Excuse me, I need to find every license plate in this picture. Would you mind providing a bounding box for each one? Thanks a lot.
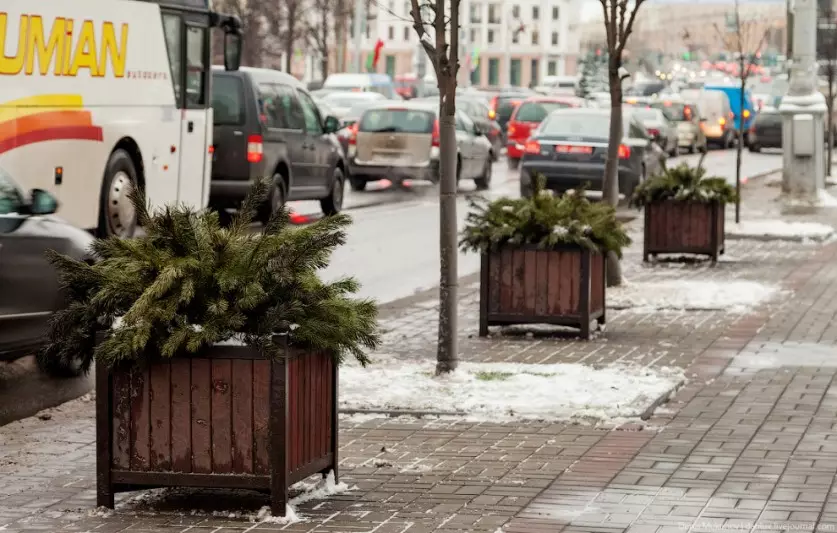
[555,145,593,154]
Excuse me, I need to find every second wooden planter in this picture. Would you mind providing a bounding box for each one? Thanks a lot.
[478,244,606,339]
[643,200,725,262]
[95,335,337,516]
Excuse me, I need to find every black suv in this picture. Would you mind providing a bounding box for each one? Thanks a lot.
[210,67,347,221]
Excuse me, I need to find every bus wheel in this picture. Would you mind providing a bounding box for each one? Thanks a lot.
[99,149,139,238]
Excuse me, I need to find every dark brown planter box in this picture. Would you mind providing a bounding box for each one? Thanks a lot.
[478,244,606,340]
[643,200,725,262]
[95,335,337,517]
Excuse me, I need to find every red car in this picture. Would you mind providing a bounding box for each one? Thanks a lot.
[506,96,585,169]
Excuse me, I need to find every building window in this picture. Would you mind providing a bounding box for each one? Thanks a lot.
[385,55,396,77]
[488,4,500,23]
[512,30,520,44]
[548,60,557,76]
[404,1,410,14]
[488,58,499,85]
[510,58,521,86]
[488,29,495,43]
[470,29,478,43]
[532,30,539,45]
[471,63,481,86]
[365,23,371,38]
[470,3,482,23]
[404,26,410,40]
[389,0,395,12]
[553,6,559,19]
[551,31,558,45]
[532,6,539,19]
[512,5,520,18]
[530,58,539,86]
[388,26,394,40]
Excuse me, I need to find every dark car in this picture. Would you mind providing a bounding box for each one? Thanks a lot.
[628,106,679,156]
[506,96,584,169]
[0,168,94,376]
[519,108,664,200]
[748,107,782,151]
[210,66,346,223]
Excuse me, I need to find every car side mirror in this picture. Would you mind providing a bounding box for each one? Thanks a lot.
[323,115,340,134]
[29,188,58,215]
[224,31,242,71]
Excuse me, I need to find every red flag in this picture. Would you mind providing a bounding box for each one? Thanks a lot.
[372,39,384,68]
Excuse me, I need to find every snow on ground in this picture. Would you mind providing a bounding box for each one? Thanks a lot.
[609,280,780,313]
[726,219,835,241]
[340,361,683,422]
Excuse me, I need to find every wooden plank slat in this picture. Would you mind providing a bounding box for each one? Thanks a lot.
[190,359,212,474]
[500,248,513,313]
[112,369,132,470]
[511,249,526,313]
[149,362,171,471]
[211,359,233,473]
[252,360,271,474]
[170,359,191,473]
[535,250,549,316]
[129,366,150,471]
[489,251,501,313]
[558,251,574,313]
[523,250,537,315]
[547,250,562,314]
[288,357,298,472]
[232,359,254,474]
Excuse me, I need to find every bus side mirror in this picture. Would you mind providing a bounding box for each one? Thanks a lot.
[224,32,242,71]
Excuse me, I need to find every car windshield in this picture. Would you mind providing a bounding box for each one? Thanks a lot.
[632,108,662,121]
[539,113,615,138]
[497,100,522,122]
[652,102,692,121]
[211,75,244,125]
[515,101,572,122]
[359,108,435,133]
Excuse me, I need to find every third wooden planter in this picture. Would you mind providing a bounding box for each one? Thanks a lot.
[478,244,606,340]
[95,335,337,516]
[643,200,725,262]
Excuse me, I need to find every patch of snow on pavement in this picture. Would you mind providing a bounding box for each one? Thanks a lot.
[340,362,683,422]
[609,280,780,312]
[727,220,835,241]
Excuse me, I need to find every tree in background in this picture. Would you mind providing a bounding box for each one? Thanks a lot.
[599,0,647,287]
[214,0,277,66]
[408,0,461,375]
[282,0,307,73]
[820,12,837,177]
[714,0,769,223]
[308,0,353,79]
[577,54,596,99]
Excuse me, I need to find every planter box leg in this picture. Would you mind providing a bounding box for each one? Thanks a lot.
[479,319,488,337]
[269,358,288,518]
[95,361,114,509]
[580,320,591,340]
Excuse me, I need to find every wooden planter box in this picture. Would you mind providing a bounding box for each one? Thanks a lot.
[95,335,337,517]
[478,244,606,340]
[643,200,725,262]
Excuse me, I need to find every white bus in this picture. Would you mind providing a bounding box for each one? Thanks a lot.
[0,0,242,237]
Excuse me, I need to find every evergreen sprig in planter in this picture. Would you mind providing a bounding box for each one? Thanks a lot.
[631,161,738,263]
[39,180,379,516]
[461,177,630,339]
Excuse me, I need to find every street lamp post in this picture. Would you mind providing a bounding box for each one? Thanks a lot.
[780,0,828,208]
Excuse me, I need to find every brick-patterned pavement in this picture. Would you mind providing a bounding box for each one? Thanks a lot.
[2,175,837,533]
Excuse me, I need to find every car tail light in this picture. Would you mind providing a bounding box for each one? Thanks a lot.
[617,144,631,159]
[507,122,517,137]
[749,124,756,134]
[743,109,751,118]
[208,145,215,154]
[432,119,440,147]
[524,140,541,154]
[348,123,358,145]
[719,117,726,126]
[247,134,263,163]
[488,109,496,120]
[647,128,660,137]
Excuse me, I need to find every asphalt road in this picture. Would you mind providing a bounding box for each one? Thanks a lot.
[0,147,781,425]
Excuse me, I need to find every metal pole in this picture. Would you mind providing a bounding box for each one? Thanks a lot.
[352,0,365,73]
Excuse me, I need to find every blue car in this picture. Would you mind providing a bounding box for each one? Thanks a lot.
[704,84,756,142]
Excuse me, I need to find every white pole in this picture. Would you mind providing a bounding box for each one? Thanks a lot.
[504,3,513,86]
[353,0,365,73]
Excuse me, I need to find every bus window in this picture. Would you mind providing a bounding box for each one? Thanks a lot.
[162,14,183,108]
[186,26,207,107]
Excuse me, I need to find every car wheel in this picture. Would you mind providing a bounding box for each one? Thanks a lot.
[98,149,139,238]
[700,142,708,154]
[749,143,761,153]
[349,176,367,191]
[508,158,520,170]
[688,142,696,154]
[321,167,345,215]
[474,158,492,190]
[257,175,286,225]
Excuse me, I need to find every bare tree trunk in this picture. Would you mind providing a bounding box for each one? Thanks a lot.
[736,72,744,223]
[320,7,329,79]
[335,0,347,72]
[285,1,299,73]
[603,66,623,287]
[828,74,834,174]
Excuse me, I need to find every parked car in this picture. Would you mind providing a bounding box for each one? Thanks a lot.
[0,168,94,376]
[210,66,347,223]
[747,107,781,152]
[488,90,536,137]
[346,101,494,190]
[506,96,583,169]
[629,106,679,156]
[519,108,664,200]
[413,96,504,161]
[651,99,708,154]
[688,89,737,148]
[322,72,399,99]
[704,84,756,143]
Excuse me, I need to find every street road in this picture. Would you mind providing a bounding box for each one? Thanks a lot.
[286,148,783,304]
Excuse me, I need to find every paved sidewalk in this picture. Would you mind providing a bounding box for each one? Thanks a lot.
[2,175,837,533]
